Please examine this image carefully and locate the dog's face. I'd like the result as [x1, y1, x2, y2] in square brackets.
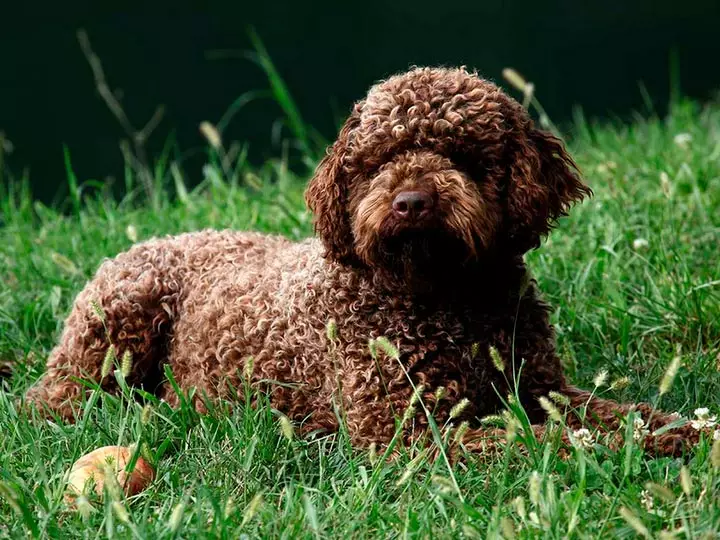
[306, 67, 591, 290]
[348, 149, 501, 287]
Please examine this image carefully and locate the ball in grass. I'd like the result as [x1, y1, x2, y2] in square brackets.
[64, 445, 154, 504]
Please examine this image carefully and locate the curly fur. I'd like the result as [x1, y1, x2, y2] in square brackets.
[25, 67, 709, 458]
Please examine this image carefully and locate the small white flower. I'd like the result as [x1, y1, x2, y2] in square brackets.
[673, 133, 692, 148]
[690, 407, 717, 430]
[668, 411, 681, 420]
[571, 428, 595, 450]
[632, 238, 649, 251]
[633, 416, 649, 442]
[713, 429, 720, 441]
[640, 489, 654, 512]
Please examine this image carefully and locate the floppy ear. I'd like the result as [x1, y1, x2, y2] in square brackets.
[305, 107, 362, 265]
[505, 127, 592, 253]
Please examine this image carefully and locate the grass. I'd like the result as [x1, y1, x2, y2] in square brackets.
[1, 75, 720, 537]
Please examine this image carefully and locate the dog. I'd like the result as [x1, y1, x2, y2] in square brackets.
[24, 66, 707, 457]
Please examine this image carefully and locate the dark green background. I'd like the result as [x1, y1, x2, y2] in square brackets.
[1, 1, 719, 203]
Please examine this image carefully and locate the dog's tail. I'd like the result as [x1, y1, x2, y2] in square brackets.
[560, 384, 703, 457]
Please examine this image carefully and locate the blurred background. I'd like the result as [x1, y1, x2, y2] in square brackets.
[1, 1, 719, 204]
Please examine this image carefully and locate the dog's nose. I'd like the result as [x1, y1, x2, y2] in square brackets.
[392, 191, 433, 219]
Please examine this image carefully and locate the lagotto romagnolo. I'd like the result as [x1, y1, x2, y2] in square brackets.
[25, 67, 709, 457]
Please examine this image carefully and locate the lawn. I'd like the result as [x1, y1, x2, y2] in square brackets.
[1, 85, 719, 538]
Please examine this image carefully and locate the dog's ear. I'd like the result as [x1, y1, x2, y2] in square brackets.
[505, 127, 592, 253]
[305, 107, 362, 265]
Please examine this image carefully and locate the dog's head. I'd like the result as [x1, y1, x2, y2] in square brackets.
[305, 67, 591, 290]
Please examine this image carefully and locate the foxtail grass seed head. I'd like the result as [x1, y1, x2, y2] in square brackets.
[141, 404, 153, 425]
[512, 496, 526, 521]
[278, 414, 294, 441]
[242, 493, 264, 527]
[396, 468, 414, 487]
[659, 171, 672, 198]
[593, 369, 608, 388]
[711, 438, 720, 469]
[241, 171, 263, 190]
[644, 482, 675, 503]
[659, 356, 682, 395]
[401, 404, 417, 425]
[505, 416, 519, 443]
[90, 300, 106, 323]
[141, 442, 153, 465]
[375, 337, 399, 360]
[480, 414, 504, 426]
[434, 386, 446, 402]
[223, 497, 235, 520]
[112, 501, 131, 524]
[243, 356, 254, 380]
[409, 384, 425, 407]
[449, 398, 470, 420]
[325, 318, 338, 342]
[396, 452, 426, 487]
[548, 391, 569, 406]
[102, 462, 122, 501]
[199, 121, 222, 149]
[470, 342, 480, 359]
[51, 252, 79, 276]
[368, 442, 378, 465]
[522, 82, 535, 109]
[538, 396, 562, 423]
[127, 442, 138, 458]
[690, 407, 717, 430]
[489, 346, 504, 372]
[431, 475, 455, 495]
[500, 516, 516, 540]
[528, 472, 541, 507]
[368, 338, 378, 359]
[76, 494, 94, 520]
[619, 507, 650, 538]
[679, 466, 692, 496]
[453, 421, 469, 445]
[502, 68, 529, 92]
[611, 376, 631, 391]
[101, 345, 116, 379]
[169, 502, 185, 533]
[120, 350, 133, 379]
[125, 224, 138, 243]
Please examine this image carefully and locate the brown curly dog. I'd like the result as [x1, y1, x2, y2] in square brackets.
[24, 66, 707, 457]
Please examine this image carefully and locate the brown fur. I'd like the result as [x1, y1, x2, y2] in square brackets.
[24, 67, 709, 457]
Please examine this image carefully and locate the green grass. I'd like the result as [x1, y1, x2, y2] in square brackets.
[1, 89, 719, 538]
